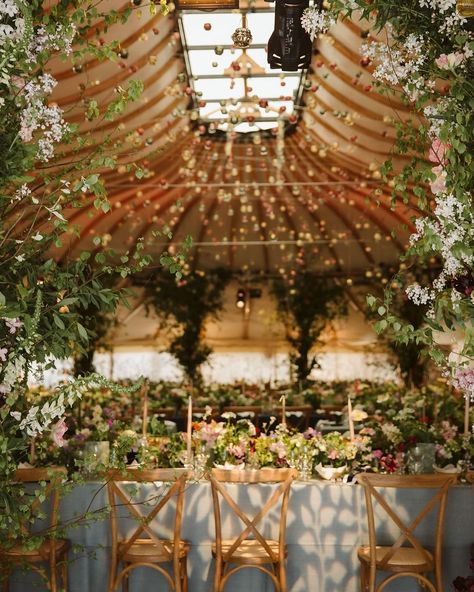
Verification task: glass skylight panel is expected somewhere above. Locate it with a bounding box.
[193,77,245,100]
[181,13,241,45]
[179,7,305,134]
[241,13,274,44]
[246,76,298,99]
[188,49,236,76]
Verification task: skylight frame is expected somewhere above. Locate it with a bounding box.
[178,8,308,134]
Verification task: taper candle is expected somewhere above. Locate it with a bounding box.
[186,396,193,464]
[280,395,286,427]
[464,392,470,436]
[347,396,355,441]
[30,437,36,466]
[141,383,149,438]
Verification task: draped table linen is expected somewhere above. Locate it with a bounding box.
[10,479,473,592]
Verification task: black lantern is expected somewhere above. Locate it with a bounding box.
[267,0,312,71]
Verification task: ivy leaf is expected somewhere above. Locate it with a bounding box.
[53,314,65,330]
[77,322,88,342]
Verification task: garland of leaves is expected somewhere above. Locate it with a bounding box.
[303,0,473,395]
[0,0,183,528]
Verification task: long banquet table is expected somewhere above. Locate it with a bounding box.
[10,479,474,592]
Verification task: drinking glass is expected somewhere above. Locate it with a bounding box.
[408,446,423,474]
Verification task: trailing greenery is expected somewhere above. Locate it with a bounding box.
[271,273,347,384]
[367,269,436,387]
[0,0,181,539]
[146,270,231,383]
[321,0,474,375]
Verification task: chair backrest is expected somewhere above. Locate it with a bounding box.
[179,407,217,420]
[107,468,188,562]
[13,467,67,537]
[153,407,177,419]
[286,405,313,427]
[222,406,262,419]
[209,468,296,564]
[357,473,457,570]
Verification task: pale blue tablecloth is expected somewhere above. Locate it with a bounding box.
[9,479,474,592]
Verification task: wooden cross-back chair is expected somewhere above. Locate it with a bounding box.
[221,406,262,420]
[0,467,69,592]
[107,468,190,592]
[152,407,177,420]
[209,468,296,592]
[179,407,217,420]
[280,406,313,431]
[357,473,458,592]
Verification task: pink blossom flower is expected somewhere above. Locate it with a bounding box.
[0,347,7,362]
[435,52,464,70]
[328,449,340,460]
[51,418,68,447]
[430,165,446,195]
[270,440,287,459]
[372,449,383,459]
[19,124,33,142]
[5,318,22,334]
[429,139,450,165]
[199,421,224,445]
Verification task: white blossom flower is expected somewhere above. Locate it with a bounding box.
[0,0,19,18]
[406,283,434,305]
[301,7,336,41]
[362,35,428,101]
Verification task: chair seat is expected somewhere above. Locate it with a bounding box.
[212,539,287,565]
[358,545,434,572]
[1,538,70,563]
[119,539,190,562]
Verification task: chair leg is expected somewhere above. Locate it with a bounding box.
[213,559,222,592]
[50,560,58,592]
[434,566,443,592]
[278,562,287,592]
[368,564,377,592]
[1,569,9,592]
[181,557,188,592]
[108,555,117,592]
[360,561,368,592]
[60,559,68,592]
[122,564,129,592]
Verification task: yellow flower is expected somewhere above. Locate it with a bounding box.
[351,409,368,422]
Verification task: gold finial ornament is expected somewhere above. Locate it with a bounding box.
[456,0,474,16]
[232,14,253,49]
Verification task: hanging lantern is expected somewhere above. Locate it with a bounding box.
[232,14,253,49]
[267,0,312,71]
[175,0,238,8]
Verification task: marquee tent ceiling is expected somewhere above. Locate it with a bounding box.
[44,0,420,277]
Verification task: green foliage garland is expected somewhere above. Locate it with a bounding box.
[271,273,347,384]
[146,270,231,383]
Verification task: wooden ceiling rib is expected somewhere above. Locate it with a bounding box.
[39,0,420,276]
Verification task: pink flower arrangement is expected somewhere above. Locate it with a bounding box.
[197,420,225,445]
[435,52,465,70]
[5,318,23,334]
[429,139,450,165]
[430,165,447,195]
[51,418,68,447]
[453,368,474,399]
